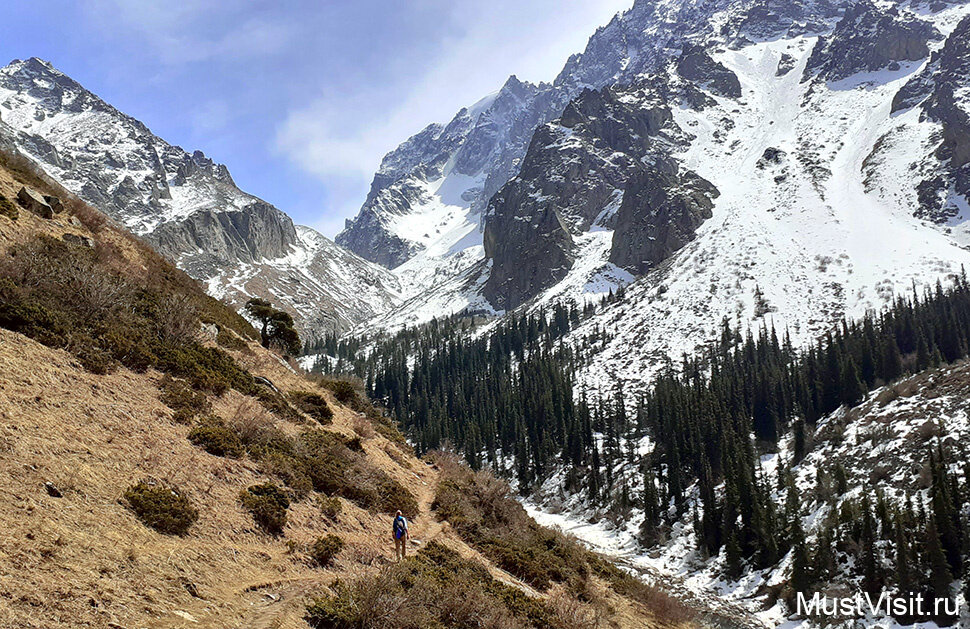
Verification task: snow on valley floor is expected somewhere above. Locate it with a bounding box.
[524,361,970,628]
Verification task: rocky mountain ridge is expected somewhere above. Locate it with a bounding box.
[0,57,401,336]
[340,0,970,394]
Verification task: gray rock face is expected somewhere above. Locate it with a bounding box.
[892,15,970,221]
[803,1,939,82]
[609,160,719,276]
[676,45,742,99]
[335,178,436,269]
[151,201,299,277]
[722,0,843,43]
[482,84,675,309]
[481,80,718,310]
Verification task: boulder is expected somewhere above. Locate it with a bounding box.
[43,194,63,213]
[17,186,53,219]
[61,233,94,248]
[200,323,219,342]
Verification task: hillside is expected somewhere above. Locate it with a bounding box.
[0,149,724,629]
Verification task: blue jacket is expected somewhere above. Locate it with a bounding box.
[393,515,408,539]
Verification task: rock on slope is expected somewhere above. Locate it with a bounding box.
[0,57,401,335]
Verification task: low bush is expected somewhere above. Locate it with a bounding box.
[159,376,210,419]
[216,326,249,351]
[123,480,199,536]
[240,483,290,536]
[188,415,244,458]
[306,541,555,629]
[299,430,418,518]
[318,495,342,520]
[0,195,18,220]
[253,385,303,422]
[319,378,360,408]
[290,391,334,424]
[171,408,195,425]
[310,534,345,567]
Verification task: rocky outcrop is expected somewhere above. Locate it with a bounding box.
[722,0,842,43]
[675,45,742,99]
[480,80,719,310]
[891,15,970,221]
[608,159,718,276]
[482,189,574,311]
[150,201,299,276]
[803,1,939,82]
[17,186,54,219]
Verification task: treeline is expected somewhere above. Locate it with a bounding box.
[368,302,592,475]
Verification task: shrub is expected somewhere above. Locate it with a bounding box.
[299,430,418,518]
[253,385,303,422]
[239,483,290,536]
[171,408,195,425]
[311,534,345,567]
[159,376,210,419]
[0,195,18,220]
[123,480,199,536]
[188,415,244,458]
[306,541,554,629]
[319,378,360,408]
[318,495,342,520]
[215,326,248,351]
[290,391,334,424]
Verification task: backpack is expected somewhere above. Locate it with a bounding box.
[393,515,407,539]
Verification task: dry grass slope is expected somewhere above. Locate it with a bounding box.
[0,149,698,629]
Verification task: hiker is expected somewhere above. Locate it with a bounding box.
[392,510,409,561]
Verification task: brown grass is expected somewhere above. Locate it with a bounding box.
[0,147,697,629]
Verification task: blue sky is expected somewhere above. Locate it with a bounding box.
[1,0,631,237]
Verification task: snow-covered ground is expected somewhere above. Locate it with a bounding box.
[524,359,970,628]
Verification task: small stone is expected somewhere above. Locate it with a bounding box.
[44,482,62,498]
[62,233,94,248]
[43,195,64,213]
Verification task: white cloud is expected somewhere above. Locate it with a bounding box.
[83,0,296,65]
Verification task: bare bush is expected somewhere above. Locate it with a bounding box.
[155,293,199,345]
[353,415,376,440]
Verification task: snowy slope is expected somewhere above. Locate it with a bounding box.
[572,4,970,393]
[527,355,970,628]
